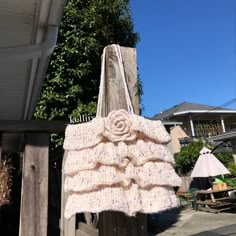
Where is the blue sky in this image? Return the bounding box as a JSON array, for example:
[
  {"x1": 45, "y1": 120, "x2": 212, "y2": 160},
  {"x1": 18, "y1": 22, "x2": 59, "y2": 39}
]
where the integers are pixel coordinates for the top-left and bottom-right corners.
[{"x1": 130, "y1": 0, "x2": 236, "y2": 117}]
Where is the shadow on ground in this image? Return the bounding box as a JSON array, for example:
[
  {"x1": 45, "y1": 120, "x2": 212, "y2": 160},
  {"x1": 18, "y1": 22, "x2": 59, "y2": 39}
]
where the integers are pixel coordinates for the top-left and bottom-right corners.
[
  {"x1": 190, "y1": 208, "x2": 236, "y2": 236},
  {"x1": 147, "y1": 207, "x2": 181, "y2": 235},
  {"x1": 190, "y1": 224, "x2": 236, "y2": 236}
]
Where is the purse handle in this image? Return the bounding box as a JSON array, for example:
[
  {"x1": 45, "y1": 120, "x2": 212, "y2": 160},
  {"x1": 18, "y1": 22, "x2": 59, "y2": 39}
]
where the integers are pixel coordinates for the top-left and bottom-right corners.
[{"x1": 96, "y1": 44, "x2": 134, "y2": 117}]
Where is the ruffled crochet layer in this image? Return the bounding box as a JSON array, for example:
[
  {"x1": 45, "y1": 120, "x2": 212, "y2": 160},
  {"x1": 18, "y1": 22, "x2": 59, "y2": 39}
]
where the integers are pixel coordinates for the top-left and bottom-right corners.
[
  {"x1": 64, "y1": 184, "x2": 178, "y2": 219},
  {"x1": 64, "y1": 139, "x2": 174, "y2": 175},
  {"x1": 64, "y1": 142, "x2": 128, "y2": 175},
  {"x1": 64, "y1": 162, "x2": 181, "y2": 192}
]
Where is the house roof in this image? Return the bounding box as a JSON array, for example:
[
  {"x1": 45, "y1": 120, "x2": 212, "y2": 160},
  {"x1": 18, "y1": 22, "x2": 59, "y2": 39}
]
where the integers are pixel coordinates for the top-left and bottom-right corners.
[
  {"x1": 0, "y1": 0, "x2": 67, "y2": 151},
  {"x1": 152, "y1": 102, "x2": 236, "y2": 120}
]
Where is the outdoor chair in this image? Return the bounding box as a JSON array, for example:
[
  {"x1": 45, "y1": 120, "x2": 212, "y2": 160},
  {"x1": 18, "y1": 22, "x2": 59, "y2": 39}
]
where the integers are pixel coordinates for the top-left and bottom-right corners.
[{"x1": 189, "y1": 188, "x2": 199, "y2": 210}]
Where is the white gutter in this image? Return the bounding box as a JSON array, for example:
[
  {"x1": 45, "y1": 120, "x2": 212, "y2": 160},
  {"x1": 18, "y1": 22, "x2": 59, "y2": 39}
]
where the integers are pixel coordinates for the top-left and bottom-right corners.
[
  {"x1": 162, "y1": 121, "x2": 183, "y2": 125},
  {"x1": 0, "y1": 25, "x2": 58, "y2": 61},
  {"x1": 22, "y1": 0, "x2": 67, "y2": 119},
  {"x1": 0, "y1": 0, "x2": 67, "y2": 61}
]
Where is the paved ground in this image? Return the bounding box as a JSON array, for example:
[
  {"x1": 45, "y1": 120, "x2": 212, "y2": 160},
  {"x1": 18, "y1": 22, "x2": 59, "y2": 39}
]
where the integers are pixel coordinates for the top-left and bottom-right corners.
[{"x1": 147, "y1": 206, "x2": 236, "y2": 236}]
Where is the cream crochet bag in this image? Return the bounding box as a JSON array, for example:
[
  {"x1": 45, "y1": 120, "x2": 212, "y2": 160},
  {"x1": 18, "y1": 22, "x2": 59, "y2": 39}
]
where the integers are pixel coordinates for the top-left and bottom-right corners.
[{"x1": 63, "y1": 45, "x2": 181, "y2": 219}]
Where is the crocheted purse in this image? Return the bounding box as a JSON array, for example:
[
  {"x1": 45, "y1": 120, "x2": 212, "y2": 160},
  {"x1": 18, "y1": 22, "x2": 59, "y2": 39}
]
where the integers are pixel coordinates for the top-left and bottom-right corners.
[{"x1": 63, "y1": 45, "x2": 181, "y2": 219}]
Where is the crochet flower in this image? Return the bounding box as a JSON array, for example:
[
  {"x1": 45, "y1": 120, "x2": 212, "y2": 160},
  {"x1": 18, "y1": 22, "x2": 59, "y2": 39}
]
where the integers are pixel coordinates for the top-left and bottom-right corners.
[{"x1": 104, "y1": 109, "x2": 136, "y2": 142}]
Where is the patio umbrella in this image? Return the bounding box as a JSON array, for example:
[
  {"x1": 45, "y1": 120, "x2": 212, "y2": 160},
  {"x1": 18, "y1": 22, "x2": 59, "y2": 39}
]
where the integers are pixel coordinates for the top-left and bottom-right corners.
[{"x1": 190, "y1": 147, "x2": 230, "y2": 178}]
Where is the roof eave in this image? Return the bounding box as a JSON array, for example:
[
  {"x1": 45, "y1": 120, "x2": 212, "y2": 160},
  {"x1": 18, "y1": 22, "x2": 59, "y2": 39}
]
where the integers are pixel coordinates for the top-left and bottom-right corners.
[
  {"x1": 24, "y1": 0, "x2": 67, "y2": 119},
  {"x1": 173, "y1": 110, "x2": 236, "y2": 116}
]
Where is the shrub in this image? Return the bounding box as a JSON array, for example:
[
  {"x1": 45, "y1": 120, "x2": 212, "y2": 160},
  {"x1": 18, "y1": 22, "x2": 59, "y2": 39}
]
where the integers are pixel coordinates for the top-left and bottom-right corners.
[
  {"x1": 224, "y1": 177, "x2": 236, "y2": 187},
  {"x1": 174, "y1": 140, "x2": 204, "y2": 175},
  {"x1": 227, "y1": 163, "x2": 236, "y2": 177}
]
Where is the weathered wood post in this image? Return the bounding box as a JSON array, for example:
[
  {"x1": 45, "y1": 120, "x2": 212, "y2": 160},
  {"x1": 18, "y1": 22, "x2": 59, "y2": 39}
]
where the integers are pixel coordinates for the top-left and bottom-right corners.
[
  {"x1": 98, "y1": 45, "x2": 147, "y2": 236},
  {"x1": 19, "y1": 132, "x2": 49, "y2": 236}
]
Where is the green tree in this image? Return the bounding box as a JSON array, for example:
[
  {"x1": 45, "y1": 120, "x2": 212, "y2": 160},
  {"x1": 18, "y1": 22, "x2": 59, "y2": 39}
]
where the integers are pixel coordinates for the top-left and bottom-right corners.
[{"x1": 34, "y1": 0, "x2": 140, "y2": 122}]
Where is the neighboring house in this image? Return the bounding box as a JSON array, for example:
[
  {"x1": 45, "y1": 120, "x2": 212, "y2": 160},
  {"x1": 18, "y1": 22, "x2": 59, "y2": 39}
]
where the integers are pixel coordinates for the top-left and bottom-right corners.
[
  {"x1": 152, "y1": 101, "x2": 236, "y2": 138},
  {"x1": 151, "y1": 102, "x2": 236, "y2": 153}
]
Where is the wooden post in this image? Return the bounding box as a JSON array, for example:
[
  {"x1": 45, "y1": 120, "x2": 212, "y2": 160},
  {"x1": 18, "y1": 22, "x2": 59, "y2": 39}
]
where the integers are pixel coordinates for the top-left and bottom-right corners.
[
  {"x1": 19, "y1": 133, "x2": 49, "y2": 236},
  {"x1": 100, "y1": 45, "x2": 139, "y2": 115},
  {"x1": 98, "y1": 45, "x2": 147, "y2": 236}
]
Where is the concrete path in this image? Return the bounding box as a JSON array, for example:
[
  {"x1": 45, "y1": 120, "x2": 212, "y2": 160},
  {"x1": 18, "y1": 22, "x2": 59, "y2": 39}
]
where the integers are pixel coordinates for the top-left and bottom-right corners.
[{"x1": 148, "y1": 207, "x2": 236, "y2": 236}]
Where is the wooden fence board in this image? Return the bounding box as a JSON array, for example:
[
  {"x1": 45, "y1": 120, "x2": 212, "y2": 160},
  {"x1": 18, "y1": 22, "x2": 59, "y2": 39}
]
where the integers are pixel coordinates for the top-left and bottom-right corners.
[{"x1": 19, "y1": 133, "x2": 49, "y2": 236}]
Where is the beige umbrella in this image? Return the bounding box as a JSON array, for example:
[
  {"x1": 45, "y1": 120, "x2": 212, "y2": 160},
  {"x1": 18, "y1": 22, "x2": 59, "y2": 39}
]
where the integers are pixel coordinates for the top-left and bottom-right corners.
[{"x1": 191, "y1": 147, "x2": 230, "y2": 178}]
